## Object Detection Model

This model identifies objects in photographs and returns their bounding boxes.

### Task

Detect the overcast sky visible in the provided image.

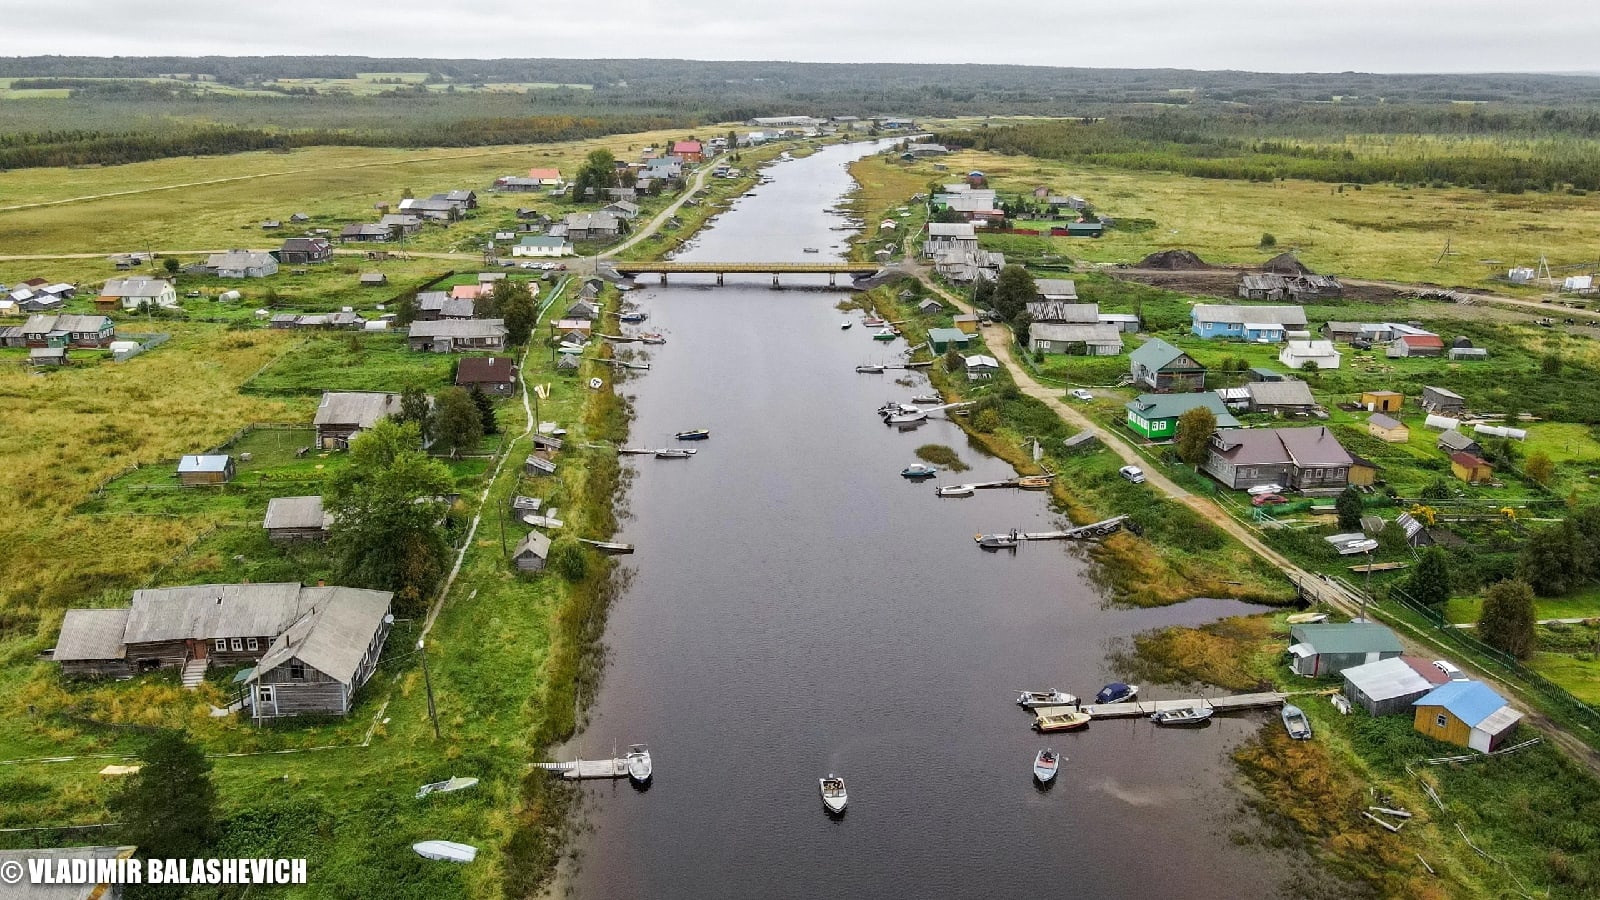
[3,0,1598,74]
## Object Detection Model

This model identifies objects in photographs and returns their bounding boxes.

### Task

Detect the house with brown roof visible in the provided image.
[278,237,333,265]
[456,356,518,397]
[1450,452,1494,483]
[1202,426,1353,493]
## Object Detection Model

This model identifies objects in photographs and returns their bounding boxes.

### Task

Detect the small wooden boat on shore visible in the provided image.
[625,745,652,784]
[856,364,886,374]
[820,775,848,815]
[638,333,667,345]
[1034,709,1091,732]
[675,428,711,441]
[413,841,478,863]
[655,448,695,459]
[1285,612,1329,625]
[901,463,938,478]
[1150,706,1214,728]
[975,530,1020,549]
[911,394,942,404]
[1281,704,1313,740]
[1094,682,1139,704]
[579,538,635,554]
[936,484,976,497]
[1017,690,1077,709]
[1015,475,1054,490]
[1033,749,1061,783]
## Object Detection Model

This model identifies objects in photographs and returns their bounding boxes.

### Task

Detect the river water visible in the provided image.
[560,142,1304,898]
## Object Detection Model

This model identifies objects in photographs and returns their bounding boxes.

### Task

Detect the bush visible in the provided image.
[1259,233,1277,248]
[972,408,1001,433]
[547,538,588,582]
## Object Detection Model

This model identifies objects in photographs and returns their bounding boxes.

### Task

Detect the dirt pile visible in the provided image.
[1262,252,1313,274]
[1138,249,1211,270]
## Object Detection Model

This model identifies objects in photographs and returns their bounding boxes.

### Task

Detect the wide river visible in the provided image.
[561,141,1309,898]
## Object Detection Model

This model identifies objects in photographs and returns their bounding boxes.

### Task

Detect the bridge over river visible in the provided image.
[609,260,885,286]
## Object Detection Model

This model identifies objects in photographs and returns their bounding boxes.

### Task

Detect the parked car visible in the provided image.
[1069,389,1094,401]
[1118,465,1145,484]
[520,262,539,269]
[1251,493,1288,507]
[1432,660,1466,681]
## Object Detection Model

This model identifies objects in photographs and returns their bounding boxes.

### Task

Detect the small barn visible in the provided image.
[177,454,235,486]
[952,314,979,335]
[1341,656,1447,716]
[1421,386,1466,414]
[1436,430,1481,456]
[1288,622,1403,677]
[1367,413,1410,443]
[1360,390,1403,413]
[51,608,134,678]
[964,354,999,381]
[1450,452,1494,484]
[917,298,944,315]
[927,328,973,354]
[29,346,68,367]
[1412,680,1523,752]
[263,496,332,542]
[513,530,552,571]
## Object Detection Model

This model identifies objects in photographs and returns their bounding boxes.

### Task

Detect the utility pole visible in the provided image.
[418,638,440,740]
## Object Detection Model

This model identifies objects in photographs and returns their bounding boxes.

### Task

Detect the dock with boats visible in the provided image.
[1038,691,1288,720]
[535,758,631,780]
[973,515,1133,542]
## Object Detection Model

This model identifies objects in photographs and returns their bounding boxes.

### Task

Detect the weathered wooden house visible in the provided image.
[408,319,508,353]
[513,530,552,571]
[1437,430,1481,456]
[1203,427,1353,493]
[313,392,403,450]
[278,237,333,265]
[1030,323,1122,356]
[246,589,393,721]
[263,496,333,542]
[206,250,279,279]
[29,346,68,366]
[1129,339,1205,393]
[177,454,235,485]
[1244,380,1317,416]
[1025,301,1097,324]
[455,356,518,397]
[1421,386,1466,414]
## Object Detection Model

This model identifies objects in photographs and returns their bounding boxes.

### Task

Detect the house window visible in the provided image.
[247,637,259,652]
[257,685,274,704]
[1434,714,1447,729]
[214,639,226,652]
[290,662,306,680]
[1036,341,1051,350]
[230,638,243,652]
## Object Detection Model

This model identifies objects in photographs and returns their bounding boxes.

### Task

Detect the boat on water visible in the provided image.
[936,484,976,497]
[975,530,1021,549]
[879,401,918,416]
[619,312,647,324]
[1094,682,1139,705]
[413,841,478,863]
[884,408,927,425]
[1015,475,1054,490]
[579,539,636,554]
[863,317,885,327]
[625,745,653,784]
[901,463,938,478]
[1034,709,1092,732]
[1285,612,1329,625]
[873,329,897,341]
[656,448,695,459]
[856,364,886,374]
[675,428,711,440]
[911,394,942,404]
[1033,749,1061,783]
[841,321,853,330]
[1151,706,1214,728]
[638,333,666,345]
[803,247,820,253]
[1017,690,1077,709]
[820,775,848,815]
[1281,704,1313,740]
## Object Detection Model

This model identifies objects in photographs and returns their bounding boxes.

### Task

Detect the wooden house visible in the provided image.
[177,454,235,485]
[1449,452,1494,483]
[1026,301,1097,324]
[263,496,332,542]
[1204,427,1353,493]
[1124,393,1238,440]
[1361,390,1403,413]
[1348,454,1379,487]
[513,531,552,572]
[206,250,278,279]
[1412,680,1523,752]
[1421,386,1466,414]
[246,589,393,720]
[455,356,518,397]
[1129,339,1205,393]
[408,320,508,353]
[1437,430,1482,456]
[1191,304,1307,342]
[278,238,333,265]
[313,392,403,450]
[1244,380,1317,416]
[1030,323,1122,356]
[29,346,68,366]
[1367,413,1410,443]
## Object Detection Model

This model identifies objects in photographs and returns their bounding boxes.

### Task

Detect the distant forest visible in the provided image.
[5,57,1600,174]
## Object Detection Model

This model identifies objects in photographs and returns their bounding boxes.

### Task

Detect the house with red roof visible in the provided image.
[526,168,563,185]
[1386,333,1445,358]
[671,140,704,163]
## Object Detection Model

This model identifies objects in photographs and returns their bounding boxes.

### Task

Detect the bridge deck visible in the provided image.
[611,261,880,275]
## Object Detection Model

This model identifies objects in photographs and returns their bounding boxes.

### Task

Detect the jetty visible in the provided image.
[976,515,1132,540]
[535,758,630,780]
[1038,691,1288,720]
[578,538,635,554]
[588,357,651,371]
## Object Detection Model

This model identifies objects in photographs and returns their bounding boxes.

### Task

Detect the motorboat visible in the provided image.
[638,333,667,345]
[1015,475,1054,490]
[884,408,927,425]
[674,428,711,441]
[1285,612,1329,625]
[1150,706,1214,727]
[901,463,938,478]
[1281,704,1313,740]
[1017,690,1077,709]
[1094,682,1139,705]
[856,364,886,374]
[1033,709,1092,732]
[936,484,976,498]
[873,329,897,341]
[413,841,478,863]
[863,317,885,327]
[618,311,647,323]
[975,530,1020,550]
[841,321,853,330]
[625,745,653,784]
[911,394,942,404]
[879,402,919,417]
[1033,749,1061,783]
[803,247,820,253]
[655,448,695,459]
[819,775,848,815]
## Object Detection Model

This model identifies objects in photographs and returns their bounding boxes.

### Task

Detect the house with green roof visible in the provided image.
[1288,622,1402,677]
[1124,393,1239,440]
[1129,338,1206,393]
[926,327,973,354]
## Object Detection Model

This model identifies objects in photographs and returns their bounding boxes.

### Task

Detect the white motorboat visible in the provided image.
[655,448,695,459]
[1150,706,1214,727]
[1017,690,1077,709]
[413,840,478,863]
[1033,749,1061,783]
[1246,483,1285,496]
[911,394,942,404]
[884,408,927,425]
[975,530,1021,550]
[936,484,976,497]
[841,321,853,329]
[819,774,848,814]
[856,364,886,374]
[625,744,653,784]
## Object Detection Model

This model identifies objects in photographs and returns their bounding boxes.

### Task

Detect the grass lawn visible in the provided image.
[245,333,460,395]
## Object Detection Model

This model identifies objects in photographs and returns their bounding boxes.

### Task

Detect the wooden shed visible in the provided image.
[1412,680,1523,752]
[177,454,235,485]
[263,496,332,542]
[513,530,551,571]
[1361,390,1403,413]
[1450,452,1493,483]
[1367,413,1410,443]
[1342,656,1447,717]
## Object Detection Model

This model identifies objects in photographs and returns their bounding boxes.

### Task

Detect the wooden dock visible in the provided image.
[1038,691,1287,720]
[535,758,629,780]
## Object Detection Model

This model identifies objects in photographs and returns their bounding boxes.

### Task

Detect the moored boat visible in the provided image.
[863,317,885,327]
[901,463,938,478]
[1015,475,1054,490]
[618,311,647,323]
[873,329,896,341]
[975,530,1020,549]
[936,484,976,497]
[1150,706,1214,727]
[911,394,942,404]
[656,448,694,459]
[674,428,711,440]
[819,774,848,814]
[856,364,886,374]
[1017,690,1077,709]
[1281,704,1313,740]
[1034,709,1092,732]
[1094,682,1139,704]
[841,321,853,330]
[638,333,667,345]
[625,744,653,784]
[884,408,927,425]
[803,247,820,253]
[1033,749,1061,783]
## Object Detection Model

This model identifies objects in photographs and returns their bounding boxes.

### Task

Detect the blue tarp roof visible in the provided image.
[1413,680,1508,727]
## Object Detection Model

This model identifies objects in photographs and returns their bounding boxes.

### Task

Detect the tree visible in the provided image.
[1174,406,1218,465]
[1420,477,1453,500]
[325,419,454,615]
[396,385,432,434]
[991,265,1035,322]
[430,387,484,459]
[1525,450,1554,486]
[1519,520,1585,596]
[108,730,218,860]
[162,256,180,275]
[1259,232,1277,248]
[496,279,538,346]
[1403,547,1452,606]
[548,537,588,582]
[1011,310,1034,346]
[1478,579,1537,659]
[1335,486,1364,530]
[470,384,498,436]
[944,346,963,373]
[570,148,618,202]
[393,293,418,327]
[972,408,1001,433]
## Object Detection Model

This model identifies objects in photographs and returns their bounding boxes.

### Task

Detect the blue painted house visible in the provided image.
[1191,304,1307,342]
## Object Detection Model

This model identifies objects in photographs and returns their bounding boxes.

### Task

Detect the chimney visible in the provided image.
[317,580,326,587]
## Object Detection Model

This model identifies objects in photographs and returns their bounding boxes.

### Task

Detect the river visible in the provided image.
[559,141,1305,898]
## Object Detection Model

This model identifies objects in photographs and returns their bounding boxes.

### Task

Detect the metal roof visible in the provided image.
[313,391,402,428]
[1031,323,1122,346]
[124,582,308,644]
[1129,338,1194,371]
[514,530,551,559]
[1027,301,1097,323]
[178,454,232,473]
[1192,304,1308,326]
[1246,380,1316,407]
[1125,392,1240,426]
[456,356,516,384]
[1342,656,1434,701]
[1413,680,1515,728]
[1288,622,1403,656]
[408,319,508,339]
[1368,413,1405,431]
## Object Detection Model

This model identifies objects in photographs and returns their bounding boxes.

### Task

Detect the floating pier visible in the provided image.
[976,515,1132,541]
[535,758,629,780]
[1037,691,1288,720]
